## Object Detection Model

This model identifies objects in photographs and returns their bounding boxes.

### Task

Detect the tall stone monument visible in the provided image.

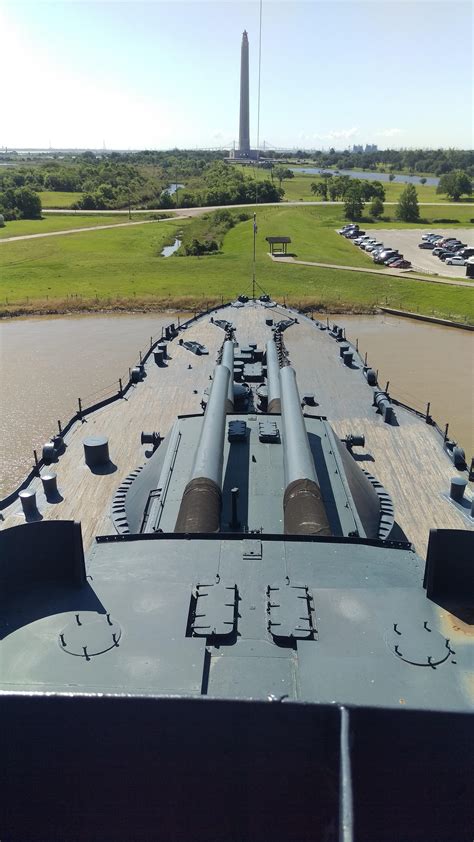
[239,30,250,156]
[230,30,257,160]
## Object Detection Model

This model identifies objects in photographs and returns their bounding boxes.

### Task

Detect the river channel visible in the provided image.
[0,312,472,498]
[292,167,439,186]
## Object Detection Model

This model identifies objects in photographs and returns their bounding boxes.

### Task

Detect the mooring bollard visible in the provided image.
[41,473,58,498]
[19,489,37,517]
[83,436,110,468]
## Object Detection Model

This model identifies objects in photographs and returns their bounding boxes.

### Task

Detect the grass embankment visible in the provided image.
[1,206,472,323]
[0,214,152,239]
[38,191,84,208]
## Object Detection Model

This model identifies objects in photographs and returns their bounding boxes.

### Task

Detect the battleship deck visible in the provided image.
[1,302,472,555]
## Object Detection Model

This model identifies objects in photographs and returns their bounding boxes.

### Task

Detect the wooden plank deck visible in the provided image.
[1,303,471,558]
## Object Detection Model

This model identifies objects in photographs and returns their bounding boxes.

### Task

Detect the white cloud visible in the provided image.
[376,128,403,138]
[313,127,359,142]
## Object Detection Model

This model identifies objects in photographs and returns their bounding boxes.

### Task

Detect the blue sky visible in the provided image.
[1,0,472,149]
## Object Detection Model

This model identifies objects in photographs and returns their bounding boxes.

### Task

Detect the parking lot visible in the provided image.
[368,229,473,278]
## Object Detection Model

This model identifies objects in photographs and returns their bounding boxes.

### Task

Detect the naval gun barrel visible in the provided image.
[266,340,281,414]
[221,340,235,412]
[280,366,331,536]
[175,364,230,533]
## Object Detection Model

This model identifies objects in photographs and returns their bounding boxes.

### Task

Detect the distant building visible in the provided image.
[352,144,363,153]
[365,144,378,153]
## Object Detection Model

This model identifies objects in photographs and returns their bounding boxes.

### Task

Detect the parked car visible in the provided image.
[437,238,458,247]
[432,247,445,256]
[390,259,412,269]
[354,235,371,245]
[346,230,365,238]
[338,225,358,235]
[438,250,456,261]
[375,250,399,264]
[384,254,403,265]
[365,241,383,253]
[445,255,467,266]
[457,248,474,259]
[360,239,378,250]
[418,241,436,249]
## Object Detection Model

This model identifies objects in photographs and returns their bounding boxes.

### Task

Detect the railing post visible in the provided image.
[425,402,431,423]
[444,423,449,441]
[33,449,40,474]
[139,351,142,364]
[58,420,62,434]
[78,398,82,419]
[356,337,359,352]
[364,351,368,365]
[119,378,123,396]
[385,381,390,394]
[150,336,153,349]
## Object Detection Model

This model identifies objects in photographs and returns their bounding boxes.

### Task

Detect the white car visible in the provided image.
[445,255,467,266]
[365,241,383,253]
[354,236,371,245]
[360,238,378,250]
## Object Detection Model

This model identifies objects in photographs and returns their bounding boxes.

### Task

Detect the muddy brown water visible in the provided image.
[0,311,473,499]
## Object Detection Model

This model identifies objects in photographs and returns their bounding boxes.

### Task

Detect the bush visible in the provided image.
[185,238,219,256]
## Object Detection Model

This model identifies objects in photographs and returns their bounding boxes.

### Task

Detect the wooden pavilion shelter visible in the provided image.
[265,236,292,256]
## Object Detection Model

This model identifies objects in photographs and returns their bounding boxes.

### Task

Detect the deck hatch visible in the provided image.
[228,420,247,442]
[258,420,280,443]
[189,583,237,638]
[267,584,316,642]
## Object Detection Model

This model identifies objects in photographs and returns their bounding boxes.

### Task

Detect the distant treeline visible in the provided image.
[0,152,280,210]
[267,148,473,177]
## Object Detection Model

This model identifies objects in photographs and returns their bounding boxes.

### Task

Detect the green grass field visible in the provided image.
[0,214,149,239]
[238,165,473,206]
[38,191,84,208]
[1,206,472,323]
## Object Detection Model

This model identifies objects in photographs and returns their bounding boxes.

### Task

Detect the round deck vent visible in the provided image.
[386,621,455,667]
[59,612,121,659]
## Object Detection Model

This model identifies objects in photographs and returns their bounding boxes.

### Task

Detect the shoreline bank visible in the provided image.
[1,298,472,330]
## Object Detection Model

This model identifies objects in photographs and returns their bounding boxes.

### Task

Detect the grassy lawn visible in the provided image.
[38,191,84,208]
[0,206,472,323]
[0,214,152,239]
[237,165,473,206]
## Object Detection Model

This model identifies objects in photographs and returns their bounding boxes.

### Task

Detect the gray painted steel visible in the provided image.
[266,339,281,413]
[191,364,230,486]
[280,366,318,486]
[221,340,235,410]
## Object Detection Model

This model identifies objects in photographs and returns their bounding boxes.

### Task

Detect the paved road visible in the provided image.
[272,255,473,288]
[42,200,474,216]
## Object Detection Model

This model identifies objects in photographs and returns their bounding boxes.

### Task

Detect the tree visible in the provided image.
[273,166,294,188]
[389,173,395,182]
[395,184,419,222]
[436,170,472,201]
[311,181,327,201]
[370,197,384,218]
[420,177,427,185]
[344,184,364,220]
